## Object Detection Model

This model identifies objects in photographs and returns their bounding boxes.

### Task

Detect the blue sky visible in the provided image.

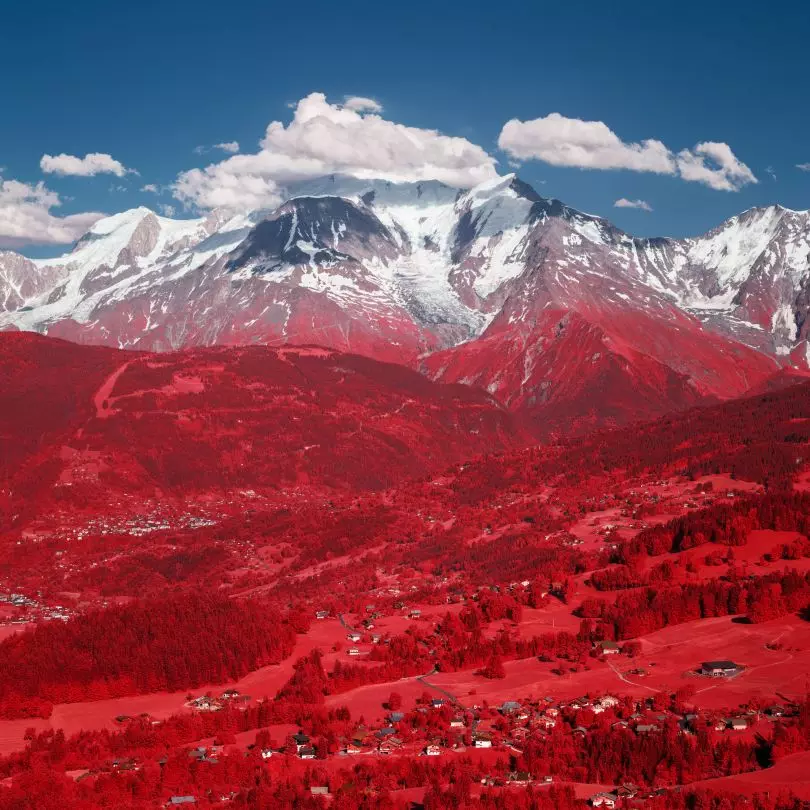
[2,0,809,254]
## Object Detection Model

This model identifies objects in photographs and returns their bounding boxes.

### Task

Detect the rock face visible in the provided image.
[4,174,809,432]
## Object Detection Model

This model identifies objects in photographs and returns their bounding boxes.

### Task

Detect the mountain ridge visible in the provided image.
[2,174,808,432]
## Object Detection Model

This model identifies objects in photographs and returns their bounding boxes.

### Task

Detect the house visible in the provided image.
[590,792,617,808]
[346,632,362,642]
[315,610,329,620]
[700,660,740,677]
[728,718,748,731]
[260,748,273,760]
[376,727,398,739]
[538,716,557,729]
[379,737,403,754]
[767,704,785,717]
[596,640,621,655]
[169,799,196,807]
[541,775,553,784]
[389,711,405,723]
[424,743,442,756]
[473,734,493,748]
[450,717,465,729]
[371,634,381,644]
[635,724,659,734]
[431,698,444,708]
[617,784,639,798]
[221,689,240,700]
[500,700,521,714]
[612,720,629,730]
[344,744,362,755]
[298,746,316,760]
[347,648,361,656]
[310,786,330,796]
[409,609,422,618]
[508,771,532,786]
[293,732,310,751]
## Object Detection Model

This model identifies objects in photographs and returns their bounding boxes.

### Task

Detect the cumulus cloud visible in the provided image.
[194,142,241,155]
[0,175,103,247]
[498,113,676,174]
[675,142,757,192]
[40,152,134,178]
[498,113,756,191]
[343,96,383,113]
[797,163,810,172]
[174,92,498,211]
[614,198,653,211]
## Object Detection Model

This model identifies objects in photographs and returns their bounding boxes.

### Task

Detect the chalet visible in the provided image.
[260,748,273,760]
[700,660,740,677]
[727,718,748,731]
[767,704,786,717]
[346,648,361,656]
[389,711,405,723]
[538,716,557,729]
[612,720,629,730]
[617,784,639,798]
[473,733,493,748]
[310,786,330,796]
[169,799,197,806]
[221,689,240,700]
[598,695,619,709]
[431,698,444,708]
[424,743,442,756]
[315,610,329,620]
[379,737,403,754]
[507,771,532,786]
[635,724,659,734]
[376,727,398,739]
[596,640,621,655]
[371,634,381,644]
[409,609,422,618]
[346,632,362,642]
[542,775,553,784]
[298,746,316,760]
[500,700,521,714]
[590,792,618,808]
[344,744,362,755]
[450,717,465,729]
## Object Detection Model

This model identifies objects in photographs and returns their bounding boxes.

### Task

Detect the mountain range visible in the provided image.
[2,174,809,434]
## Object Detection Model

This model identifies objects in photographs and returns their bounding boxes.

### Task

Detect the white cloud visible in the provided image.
[343,96,383,113]
[614,198,653,211]
[141,183,160,193]
[158,203,177,217]
[174,92,498,211]
[0,175,103,247]
[498,113,676,174]
[797,163,810,172]
[215,141,240,154]
[675,142,757,192]
[498,112,756,191]
[40,152,134,178]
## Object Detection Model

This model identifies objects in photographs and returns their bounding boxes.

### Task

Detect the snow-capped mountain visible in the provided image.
[2,174,808,433]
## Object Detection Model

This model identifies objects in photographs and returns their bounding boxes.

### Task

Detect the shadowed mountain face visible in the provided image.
[3,175,809,433]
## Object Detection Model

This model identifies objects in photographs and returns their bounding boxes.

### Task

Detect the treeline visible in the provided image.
[0,592,297,718]
[580,569,810,639]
